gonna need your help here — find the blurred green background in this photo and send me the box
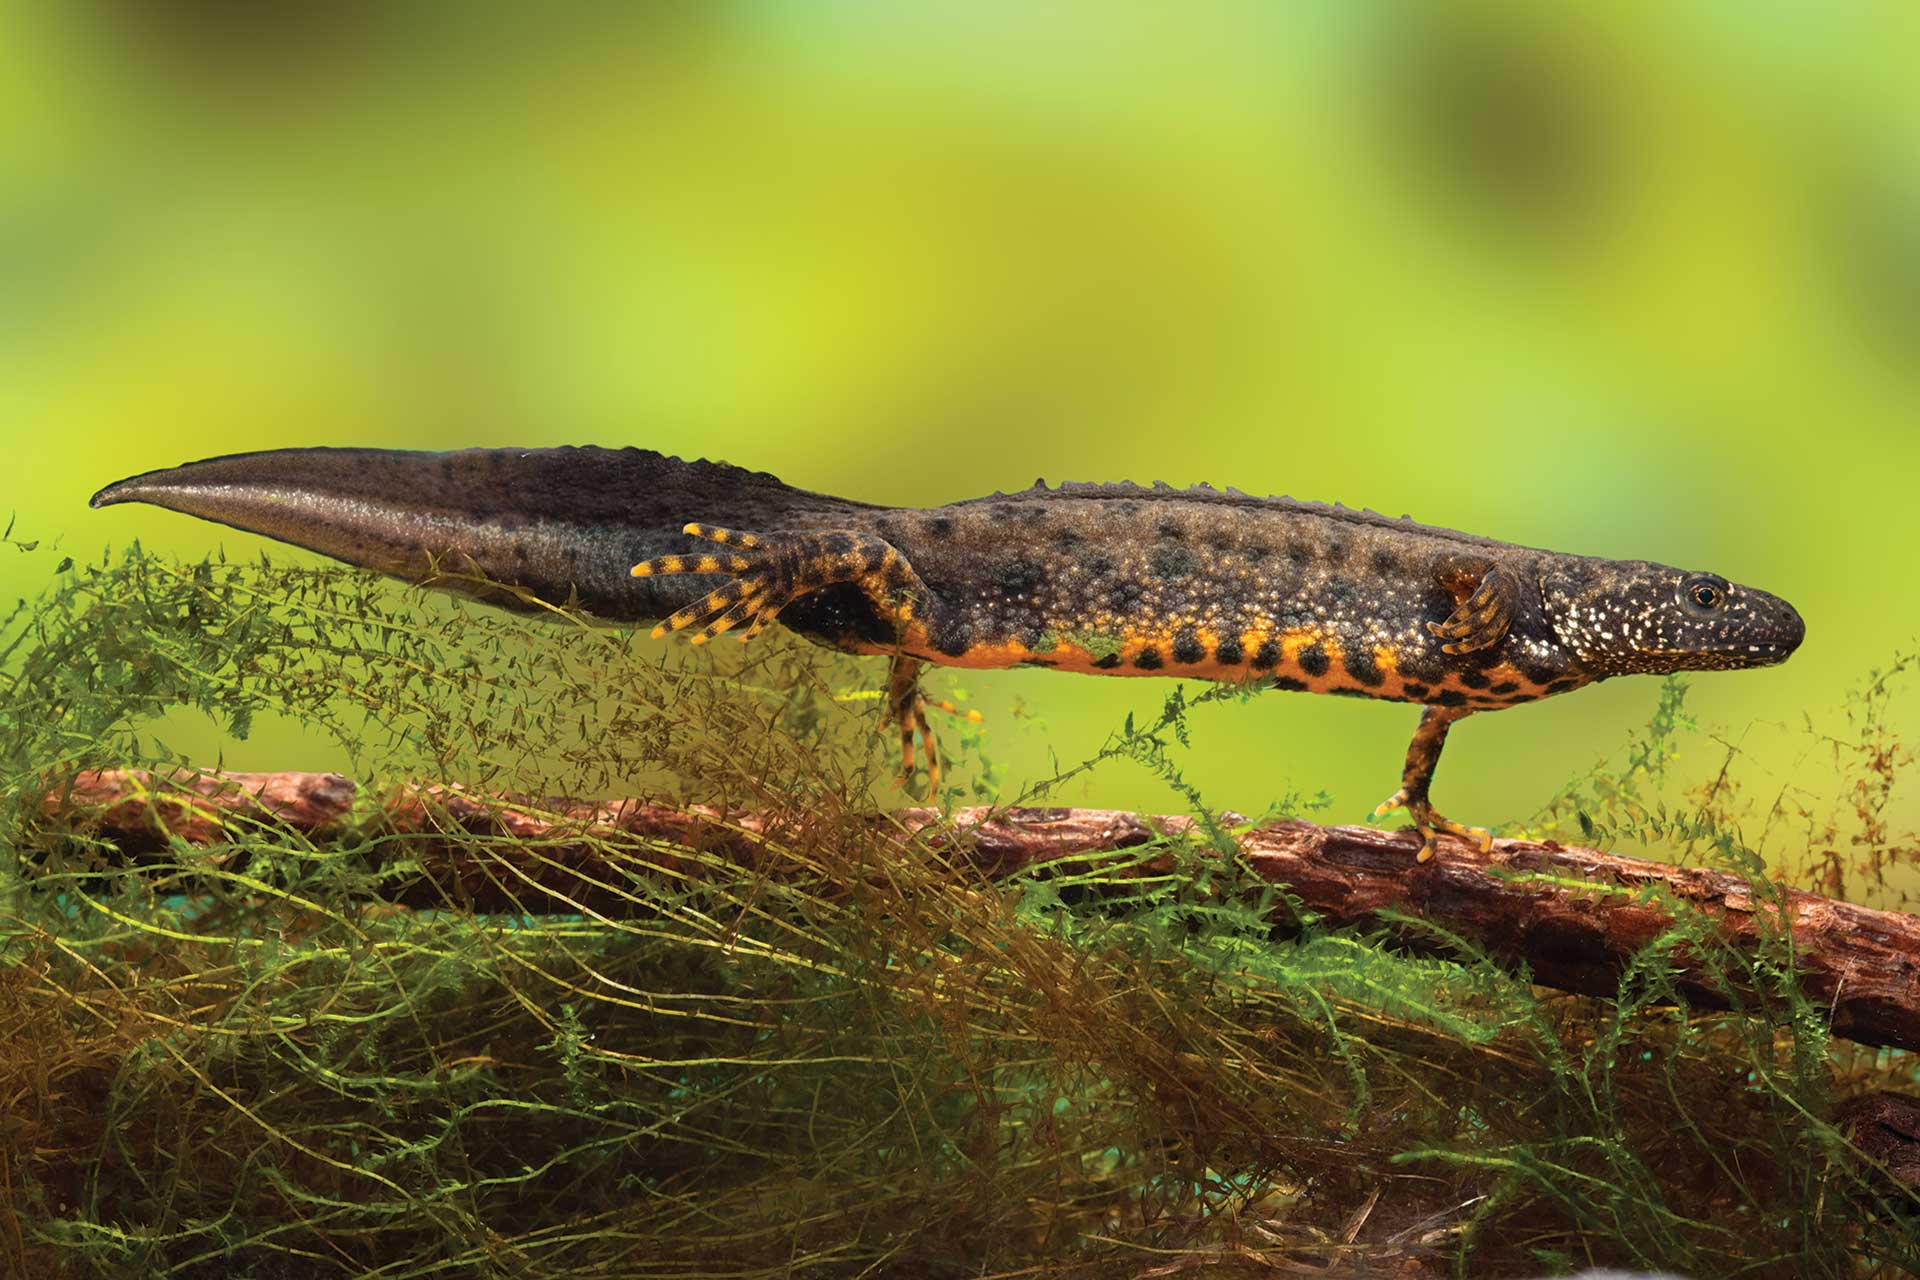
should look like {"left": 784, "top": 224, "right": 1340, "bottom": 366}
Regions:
{"left": 5, "top": 2, "right": 1917, "bottom": 842}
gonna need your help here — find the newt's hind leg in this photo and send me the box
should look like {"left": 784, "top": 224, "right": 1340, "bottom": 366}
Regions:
{"left": 885, "top": 656, "right": 983, "bottom": 789}
{"left": 631, "top": 524, "right": 929, "bottom": 644}
{"left": 634, "top": 525, "right": 975, "bottom": 795}
{"left": 1368, "top": 705, "right": 1492, "bottom": 862}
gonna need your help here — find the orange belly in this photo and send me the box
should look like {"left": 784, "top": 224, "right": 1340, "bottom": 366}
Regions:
{"left": 850, "top": 622, "right": 1578, "bottom": 708}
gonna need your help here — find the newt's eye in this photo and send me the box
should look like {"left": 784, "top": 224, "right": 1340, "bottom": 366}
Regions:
{"left": 1685, "top": 580, "right": 1723, "bottom": 609}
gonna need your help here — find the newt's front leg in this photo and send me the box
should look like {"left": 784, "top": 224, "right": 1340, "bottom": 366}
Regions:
{"left": 1369, "top": 705, "right": 1492, "bottom": 862}
{"left": 885, "top": 655, "right": 981, "bottom": 789}
{"left": 632, "top": 524, "right": 970, "bottom": 787}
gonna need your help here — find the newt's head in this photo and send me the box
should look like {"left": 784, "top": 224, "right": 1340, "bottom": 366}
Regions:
{"left": 1541, "top": 559, "right": 1804, "bottom": 676}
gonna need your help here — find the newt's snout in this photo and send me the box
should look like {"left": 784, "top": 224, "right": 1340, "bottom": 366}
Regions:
{"left": 1741, "top": 591, "right": 1804, "bottom": 666}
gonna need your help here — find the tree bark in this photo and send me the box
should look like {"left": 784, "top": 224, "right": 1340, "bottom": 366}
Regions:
{"left": 34, "top": 768, "right": 1920, "bottom": 1056}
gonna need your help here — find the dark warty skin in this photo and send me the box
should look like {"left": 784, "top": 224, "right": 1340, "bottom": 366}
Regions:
{"left": 92, "top": 446, "right": 1805, "bottom": 859}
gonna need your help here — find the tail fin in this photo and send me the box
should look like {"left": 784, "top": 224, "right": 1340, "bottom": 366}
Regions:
{"left": 91, "top": 446, "right": 869, "bottom": 623}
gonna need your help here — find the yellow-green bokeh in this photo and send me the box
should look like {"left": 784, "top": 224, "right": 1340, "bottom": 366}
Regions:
{"left": 6, "top": 3, "right": 1917, "bottom": 841}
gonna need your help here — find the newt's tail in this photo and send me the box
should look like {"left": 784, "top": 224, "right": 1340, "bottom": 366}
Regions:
{"left": 91, "top": 446, "right": 874, "bottom": 623}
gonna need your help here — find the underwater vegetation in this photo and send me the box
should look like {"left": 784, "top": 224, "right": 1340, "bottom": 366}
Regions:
{"left": 2, "top": 543, "right": 1919, "bottom": 1278}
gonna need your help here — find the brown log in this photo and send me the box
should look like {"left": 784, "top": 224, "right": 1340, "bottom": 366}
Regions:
{"left": 33, "top": 768, "right": 1920, "bottom": 1054}
{"left": 1835, "top": 1092, "right": 1920, "bottom": 1193}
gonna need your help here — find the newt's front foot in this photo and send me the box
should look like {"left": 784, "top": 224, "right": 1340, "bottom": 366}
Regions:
{"left": 885, "top": 656, "right": 982, "bottom": 792}
{"left": 1369, "top": 788, "right": 1491, "bottom": 863}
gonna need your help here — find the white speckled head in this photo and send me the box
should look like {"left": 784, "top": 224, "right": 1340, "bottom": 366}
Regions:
{"left": 1540, "top": 559, "right": 1804, "bottom": 676}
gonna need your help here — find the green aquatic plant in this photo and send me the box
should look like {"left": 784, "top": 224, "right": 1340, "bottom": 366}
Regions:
{"left": 1, "top": 544, "right": 1916, "bottom": 1277}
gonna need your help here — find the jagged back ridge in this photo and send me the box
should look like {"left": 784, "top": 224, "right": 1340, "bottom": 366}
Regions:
{"left": 943, "top": 476, "right": 1529, "bottom": 555}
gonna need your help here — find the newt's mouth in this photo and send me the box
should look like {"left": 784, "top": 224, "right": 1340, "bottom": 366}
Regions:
{"left": 1643, "top": 637, "right": 1801, "bottom": 670}
{"left": 1690, "top": 599, "right": 1805, "bottom": 668}
{"left": 1705, "top": 641, "right": 1799, "bottom": 667}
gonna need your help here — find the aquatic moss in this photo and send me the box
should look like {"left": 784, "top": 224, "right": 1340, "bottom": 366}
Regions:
{"left": 1, "top": 543, "right": 1917, "bottom": 1277}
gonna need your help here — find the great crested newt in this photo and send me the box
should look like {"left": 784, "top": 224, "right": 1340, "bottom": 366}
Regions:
{"left": 92, "top": 446, "right": 1806, "bottom": 859}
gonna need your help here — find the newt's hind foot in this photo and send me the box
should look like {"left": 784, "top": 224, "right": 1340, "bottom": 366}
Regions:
{"left": 632, "top": 523, "right": 926, "bottom": 645}
{"left": 1368, "top": 788, "right": 1492, "bottom": 863}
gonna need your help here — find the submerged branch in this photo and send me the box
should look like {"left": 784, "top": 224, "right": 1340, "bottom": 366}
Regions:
{"left": 40, "top": 767, "right": 1920, "bottom": 1055}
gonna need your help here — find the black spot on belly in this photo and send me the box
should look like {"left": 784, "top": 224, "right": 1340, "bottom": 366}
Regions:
{"left": 1149, "top": 545, "right": 1196, "bottom": 579}
{"left": 1504, "top": 691, "right": 1535, "bottom": 703}
{"left": 1093, "top": 652, "right": 1122, "bottom": 669}
{"left": 1215, "top": 636, "right": 1244, "bottom": 665}
{"left": 1402, "top": 681, "right": 1430, "bottom": 700}
{"left": 1274, "top": 676, "right": 1307, "bottom": 692}
{"left": 991, "top": 559, "right": 1047, "bottom": 598}
{"left": 1371, "top": 549, "right": 1399, "bottom": 575}
{"left": 1329, "top": 687, "right": 1370, "bottom": 698}
{"left": 1134, "top": 647, "right": 1164, "bottom": 670}
{"left": 924, "top": 515, "right": 954, "bottom": 538}
{"left": 1544, "top": 677, "right": 1581, "bottom": 694}
{"left": 1397, "top": 649, "right": 1447, "bottom": 683}
{"left": 932, "top": 619, "right": 975, "bottom": 657}
{"left": 1018, "top": 658, "right": 1056, "bottom": 668}
{"left": 1343, "top": 647, "right": 1385, "bottom": 686}
{"left": 1172, "top": 630, "right": 1205, "bottom": 664}
{"left": 1522, "top": 664, "right": 1564, "bottom": 687}
{"left": 1252, "top": 639, "right": 1281, "bottom": 670}
{"left": 1299, "top": 642, "right": 1331, "bottom": 678}
{"left": 1457, "top": 669, "right": 1491, "bottom": 690}
{"left": 1489, "top": 680, "right": 1519, "bottom": 695}
{"left": 1437, "top": 689, "right": 1470, "bottom": 707}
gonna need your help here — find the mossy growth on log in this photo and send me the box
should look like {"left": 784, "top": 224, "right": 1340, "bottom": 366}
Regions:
{"left": 2, "top": 543, "right": 1918, "bottom": 1278}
